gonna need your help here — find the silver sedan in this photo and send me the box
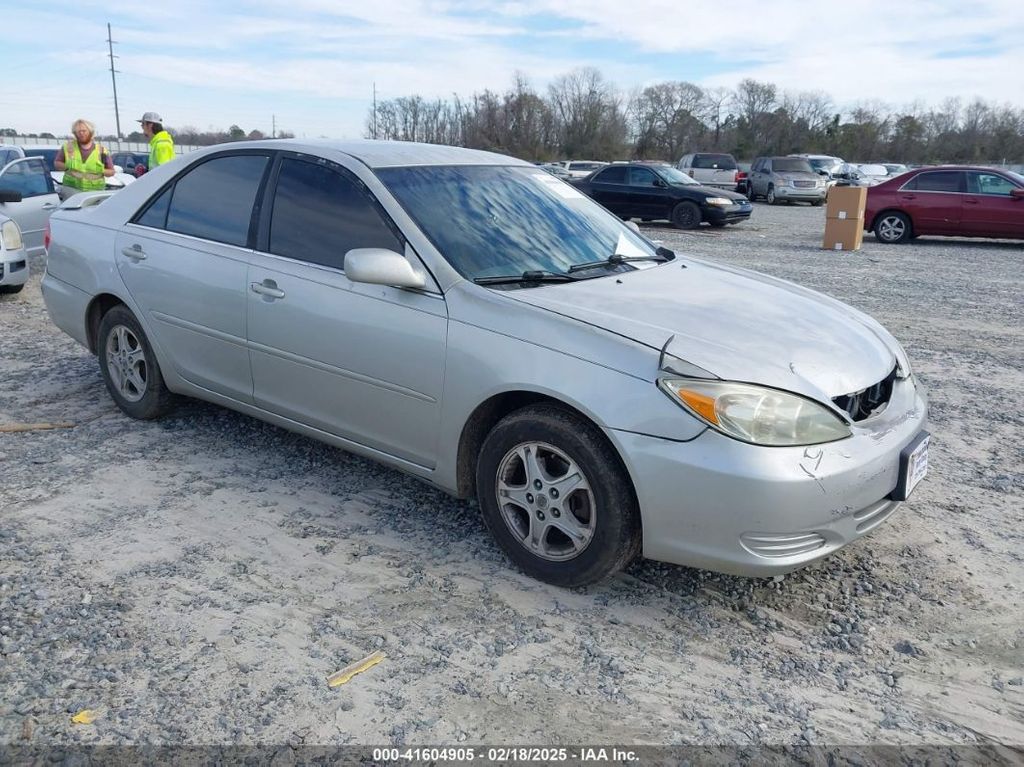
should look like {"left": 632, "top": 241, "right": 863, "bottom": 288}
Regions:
{"left": 41, "top": 140, "right": 929, "bottom": 586}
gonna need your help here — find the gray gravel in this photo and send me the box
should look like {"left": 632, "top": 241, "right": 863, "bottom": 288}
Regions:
{"left": 1, "top": 202, "right": 1022, "bottom": 747}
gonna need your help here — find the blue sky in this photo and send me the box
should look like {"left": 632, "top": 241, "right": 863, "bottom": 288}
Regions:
{"left": 2, "top": 0, "right": 1022, "bottom": 140}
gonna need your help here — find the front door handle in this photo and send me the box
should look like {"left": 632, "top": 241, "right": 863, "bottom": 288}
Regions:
{"left": 964, "top": 198, "right": 979, "bottom": 205}
{"left": 120, "top": 244, "right": 147, "bottom": 261}
{"left": 42, "top": 203, "right": 59, "bottom": 210}
{"left": 251, "top": 280, "right": 285, "bottom": 299}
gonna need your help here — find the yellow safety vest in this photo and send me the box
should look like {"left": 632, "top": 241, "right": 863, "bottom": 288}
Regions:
{"left": 149, "top": 131, "right": 175, "bottom": 168}
{"left": 63, "top": 141, "right": 107, "bottom": 191}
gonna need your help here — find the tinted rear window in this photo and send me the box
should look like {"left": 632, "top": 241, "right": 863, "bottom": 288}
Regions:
{"left": 692, "top": 154, "right": 737, "bottom": 170}
{"left": 904, "top": 171, "right": 963, "bottom": 193}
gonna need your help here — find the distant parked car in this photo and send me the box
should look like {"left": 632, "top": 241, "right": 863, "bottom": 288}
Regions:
{"left": 879, "top": 163, "right": 910, "bottom": 177}
{"left": 572, "top": 162, "right": 752, "bottom": 229}
{"left": 791, "top": 154, "right": 845, "bottom": 186}
{"left": 833, "top": 163, "right": 889, "bottom": 188}
{"left": 540, "top": 163, "right": 572, "bottom": 181}
{"left": 111, "top": 151, "right": 149, "bottom": 175}
{"left": 745, "top": 157, "right": 827, "bottom": 205}
{"left": 0, "top": 211, "right": 29, "bottom": 294}
{"left": 676, "top": 152, "right": 741, "bottom": 191}
{"left": 0, "top": 145, "right": 26, "bottom": 167}
{"left": 866, "top": 165, "right": 1024, "bottom": 243}
{"left": 0, "top": 157, "right": 60, "bottom": 255}
{"left": 735, "top": 162, "right": 751, "bottom": 193}
{"left": 23, "top": 146, "right": 60, "bottom": 171}
{"left": 554, "top": 160, "right": 608, "bottom": 179}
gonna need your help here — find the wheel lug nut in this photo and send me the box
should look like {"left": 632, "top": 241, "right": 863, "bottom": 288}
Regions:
{"left": 536, "top": 511, "right": 545, "bottom": 520}
{"left": 526, "top": 493, "right": 534, "bottom": 504}
{"left": 550, "top": 489, "right": 559, "bottom": 499}
{"left": 551, "top": 508, "right": 560, "bottom": 518}
{"left": 533, "top": 480, "right": 543, "bottom": 490}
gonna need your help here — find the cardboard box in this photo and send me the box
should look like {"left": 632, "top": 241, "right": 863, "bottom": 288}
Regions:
{"left": 823, "top": 218, "right": 865, "bottom": 251}
{"left": 826, "top": 186, "right": 867, "bottom": 220}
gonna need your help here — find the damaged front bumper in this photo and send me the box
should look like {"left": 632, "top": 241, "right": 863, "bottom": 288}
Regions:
{"left": 609, "top": 376, "right": 928, "bottom": 576}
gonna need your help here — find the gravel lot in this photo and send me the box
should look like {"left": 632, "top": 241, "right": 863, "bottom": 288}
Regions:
{"left": 1, "top": 202, "right": 1022, "bottom": 751}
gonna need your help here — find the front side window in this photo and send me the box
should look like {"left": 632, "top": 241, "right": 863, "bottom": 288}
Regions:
{"left": 268, "top": 157, "right": 403, "bottom": 270}
{"left": 629, "top": 167, "right": 659, "bottom": 186}
{"left": 376, "top": 165, "right": 659, "bottom": 282}
{"left": 968, "top": 172, "right": 1017, "bottom": 196}
{"left": 0, "top": 158, "right": 54, "bottom": 198}
{"left": 163, "top": 154, "right": 269, "bottom": 247}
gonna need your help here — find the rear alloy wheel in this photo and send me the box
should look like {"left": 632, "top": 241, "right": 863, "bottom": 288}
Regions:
{"left": 97, "top": 305, "right": 173, "bottom": 419}
{"left": 670, "top": 201, "right": 702, "bottom": 230}
{"left": 874, "top": 211, "right": 912, "bottom": 244}
{"left": 766, "top": 185, "right": 779, "bottom": 205}
{"left": 476, "top": 404, "right": 641, "bottom": 587}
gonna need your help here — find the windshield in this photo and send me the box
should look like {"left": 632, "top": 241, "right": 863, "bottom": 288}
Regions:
{"left": 806, "top": 158, "right": 838, "bottom": 171}
{"left": 657, "top": 166, "right": 700, "bottom": 185}
{"left": 774, "top": 159, "right": 814, "bottom": 173}
{"left": 376, "top": 165, "right": 659, "bottom": 282}
{"left": 1005, "top": 170, "right": 1024, "bottom": 186}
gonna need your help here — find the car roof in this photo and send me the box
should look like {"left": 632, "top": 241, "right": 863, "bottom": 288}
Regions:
{"left": 199, "top": 139, "right": 532, "bottom": 169}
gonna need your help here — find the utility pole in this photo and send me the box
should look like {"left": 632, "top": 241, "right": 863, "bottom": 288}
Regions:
{"left": 272, "top": 114, "right": 276, "bottom": 139}
{"left": 373, "top": 82, "right": 377, "bottom": 139}
{"left": 107, "top": 23, "right": 122, "bottom": 140}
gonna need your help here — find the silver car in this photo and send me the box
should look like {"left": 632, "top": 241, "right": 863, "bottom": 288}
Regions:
{"left": 746, "top": 156, "right": 828, "bottom": 205}
{"left": 0, "top": 211, "right": 29, "bottom": 294}
{"left": 42, "top": 140, "right": 929, "bottom": 586}
{"left": 0, "top": 156, "right": 61, "bottom": 256}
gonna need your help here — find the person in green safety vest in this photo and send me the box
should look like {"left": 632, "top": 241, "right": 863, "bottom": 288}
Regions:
{"left": 138, "top": 112, "right": 175, "bottom": 169}
{"left": 53, "top": 118, "right": 115, "bottom": 198}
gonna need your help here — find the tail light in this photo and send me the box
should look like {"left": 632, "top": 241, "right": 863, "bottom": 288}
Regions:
{"left": 44, "top": 221, "right": 51, "bottom": 252}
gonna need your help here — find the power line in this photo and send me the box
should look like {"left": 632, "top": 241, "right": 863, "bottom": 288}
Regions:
{"left": 107, "top": 23, "right": 123, "bottom": 139}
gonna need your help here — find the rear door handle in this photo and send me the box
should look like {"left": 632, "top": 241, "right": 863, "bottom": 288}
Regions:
{"left": 251, "top": 280, "right": 285, "bottom": 299}
{"left": 42, "top": 203, "right": 59, "bottom": 210}
{"left": 120, "top": 244, "right": 147, "bottom": 261}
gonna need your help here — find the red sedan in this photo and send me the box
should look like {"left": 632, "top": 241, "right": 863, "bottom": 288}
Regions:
{"left": 864, "top": 165, "right": 1024, "bottom": 243}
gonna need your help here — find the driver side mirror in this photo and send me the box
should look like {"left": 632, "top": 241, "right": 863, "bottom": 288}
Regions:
{"left": 1011, "top": 188, "right": 1024, "bottom": 200}
{"left": 653, "top": 178, "right": 667, "bottom": 188}
{"left": 0, "top": 189, "right": 22, "bottom": 203}
{"left": 344, "top": 248, "right": 425, "bottom": 289}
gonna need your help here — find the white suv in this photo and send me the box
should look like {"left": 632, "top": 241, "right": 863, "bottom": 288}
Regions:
{"left": 676, "top": 153, "right": 740, "bottom": 191}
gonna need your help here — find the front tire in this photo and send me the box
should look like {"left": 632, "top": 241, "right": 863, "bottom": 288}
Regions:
{"left": 874, "top": 211, "right": 912, "bottom": 243}
{"left": 0, "top": 284, "right": 24, "bottom": 294}
{"left": 97, "top": 305, "right": 173, "bottom": 419}
{"left": 670, "top": 201, "right": 701, "bottom": 230}
{"left": 766, "top": 185, "right": 779, "bottom": 205}
{"left": 476, "top": 405, "right": 641, "bottom": 587}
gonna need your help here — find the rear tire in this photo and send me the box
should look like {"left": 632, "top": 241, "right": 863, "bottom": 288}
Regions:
{"left": 874, "top": 211, "right": 912, "bottom": 244}
{"left": 670, "top": 201, "right": 701, "bottom": 230}
{"left": 476, "top": 404, "right": 641, "bottom": 587}
{"left": 97, "top": 305, "right": 173, "bottom": 420}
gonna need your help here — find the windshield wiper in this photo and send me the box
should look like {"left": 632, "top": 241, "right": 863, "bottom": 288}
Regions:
{"left": 473, "top": 270, "right": 580, "bottom": 286}
{"left": 567, "top": 252, "right": 671, "bottom": 273}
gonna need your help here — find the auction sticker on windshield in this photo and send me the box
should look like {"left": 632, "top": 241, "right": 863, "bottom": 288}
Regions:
{"left": 532, "top": 172, "right": 586, "bottom": 199}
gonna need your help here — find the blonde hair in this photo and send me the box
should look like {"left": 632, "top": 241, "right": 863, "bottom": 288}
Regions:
{"left": 71, "top": 119, "right": 95, "bottom": 142}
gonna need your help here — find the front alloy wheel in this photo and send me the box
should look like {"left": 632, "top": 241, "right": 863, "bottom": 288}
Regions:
{"left": 495, "top": 441, "right": 596, "bottom": 562}
{"left": 476, "top": 404, "right": 641, "bottom": 587}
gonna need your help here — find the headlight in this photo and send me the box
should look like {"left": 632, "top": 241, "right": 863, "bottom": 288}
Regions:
{"left": 1, "top": 219, "right": 23, "bottom": 251}
{"left": 705, "top": 197, "right": 733, "bottom": 206}
{"left": 659, "top": 378, "right": 851, "bottom": 446}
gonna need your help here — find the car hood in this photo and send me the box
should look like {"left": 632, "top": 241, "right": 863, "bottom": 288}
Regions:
{"left": 503, "top": 259, "right": 898, "bottom": 402}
